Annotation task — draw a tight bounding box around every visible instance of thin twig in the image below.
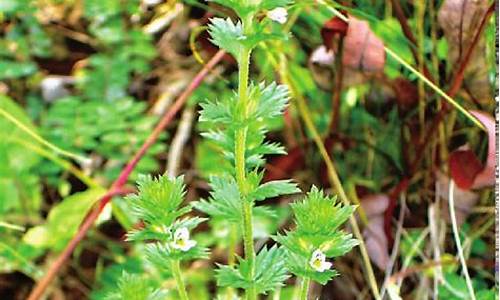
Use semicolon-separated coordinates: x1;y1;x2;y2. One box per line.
380;194;406;298
390;0;434;82
26;50;226;300
448;181;476;300
328;37;344;134
167;107;195;177
447;2;495;97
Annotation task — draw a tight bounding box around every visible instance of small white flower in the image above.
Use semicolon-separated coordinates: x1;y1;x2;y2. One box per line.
310;45;335;66
267;7;288;24
309;249;332;272
142;0;162;7
171;227;196;252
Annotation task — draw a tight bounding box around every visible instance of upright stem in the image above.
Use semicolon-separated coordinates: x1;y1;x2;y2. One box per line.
171;260;189;300
226;225;238;300
235;45;257;300
299;278;310;300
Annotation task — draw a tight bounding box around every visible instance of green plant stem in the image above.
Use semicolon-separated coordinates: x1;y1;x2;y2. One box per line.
226;224;238;300
171;260;189;300
235;44;257;300
299;278;310;300
0;107;89;164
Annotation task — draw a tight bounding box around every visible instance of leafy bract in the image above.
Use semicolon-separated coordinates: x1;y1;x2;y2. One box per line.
291;186;356;235
210;0;292;19
273;186;358;284
216;245;289;294
193;175;280;222
199;81;291;171
209;18;245;57
126;174;188;229
104;272;166;300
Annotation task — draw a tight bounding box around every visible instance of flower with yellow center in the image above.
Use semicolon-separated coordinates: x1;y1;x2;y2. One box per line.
309;249;332;272
171;227;196;252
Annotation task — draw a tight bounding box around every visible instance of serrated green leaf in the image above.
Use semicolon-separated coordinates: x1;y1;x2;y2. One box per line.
193;175;241;221
259;0;293;10
291;186;356;235
273;186;357;285
208;18;245;57
250;82;290;120
104;272;166;300
251;180;300;201
199;97;234;124
145;240;209;265
216;246;289;294
126;175;187;228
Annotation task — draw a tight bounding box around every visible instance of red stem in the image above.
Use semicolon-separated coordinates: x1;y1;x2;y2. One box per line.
329;37;345;134
27;50;226;300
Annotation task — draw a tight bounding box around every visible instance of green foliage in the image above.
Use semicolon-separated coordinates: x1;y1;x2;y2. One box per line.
104;272;166;300
438;272;497;300
22;188;106;251
126;174;208;262
0;0;51;80
216;245;289;294
208;18;245;57
193;175;278;223
274;186;358;284
41;97;166;181
0;95;41;217
210;0;292;19
199;81;291;170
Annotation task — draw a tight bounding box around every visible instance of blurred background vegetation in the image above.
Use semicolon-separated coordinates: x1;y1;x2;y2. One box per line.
0;0;496;299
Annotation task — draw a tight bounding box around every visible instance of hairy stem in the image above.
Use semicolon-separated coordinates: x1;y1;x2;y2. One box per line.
225;224;238;300
235;45;257;300
299;278;310;300
171;260;190;300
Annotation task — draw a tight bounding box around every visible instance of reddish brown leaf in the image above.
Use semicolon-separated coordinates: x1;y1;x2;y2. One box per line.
392;78;418;111
438;0;491;103
470;110;496;189
321;17;348;50
449;149;483;189
360;194;390;270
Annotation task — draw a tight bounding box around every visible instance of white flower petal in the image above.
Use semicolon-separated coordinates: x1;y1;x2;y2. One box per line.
174;227;189;240
309;249;331;272
171;227;196;252
267;7;288;24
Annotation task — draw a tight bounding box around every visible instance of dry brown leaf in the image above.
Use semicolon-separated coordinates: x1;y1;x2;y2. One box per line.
436;172;479;226
360;194;390;270
470;110;496;189
438;0;491;102
342;16;385;73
